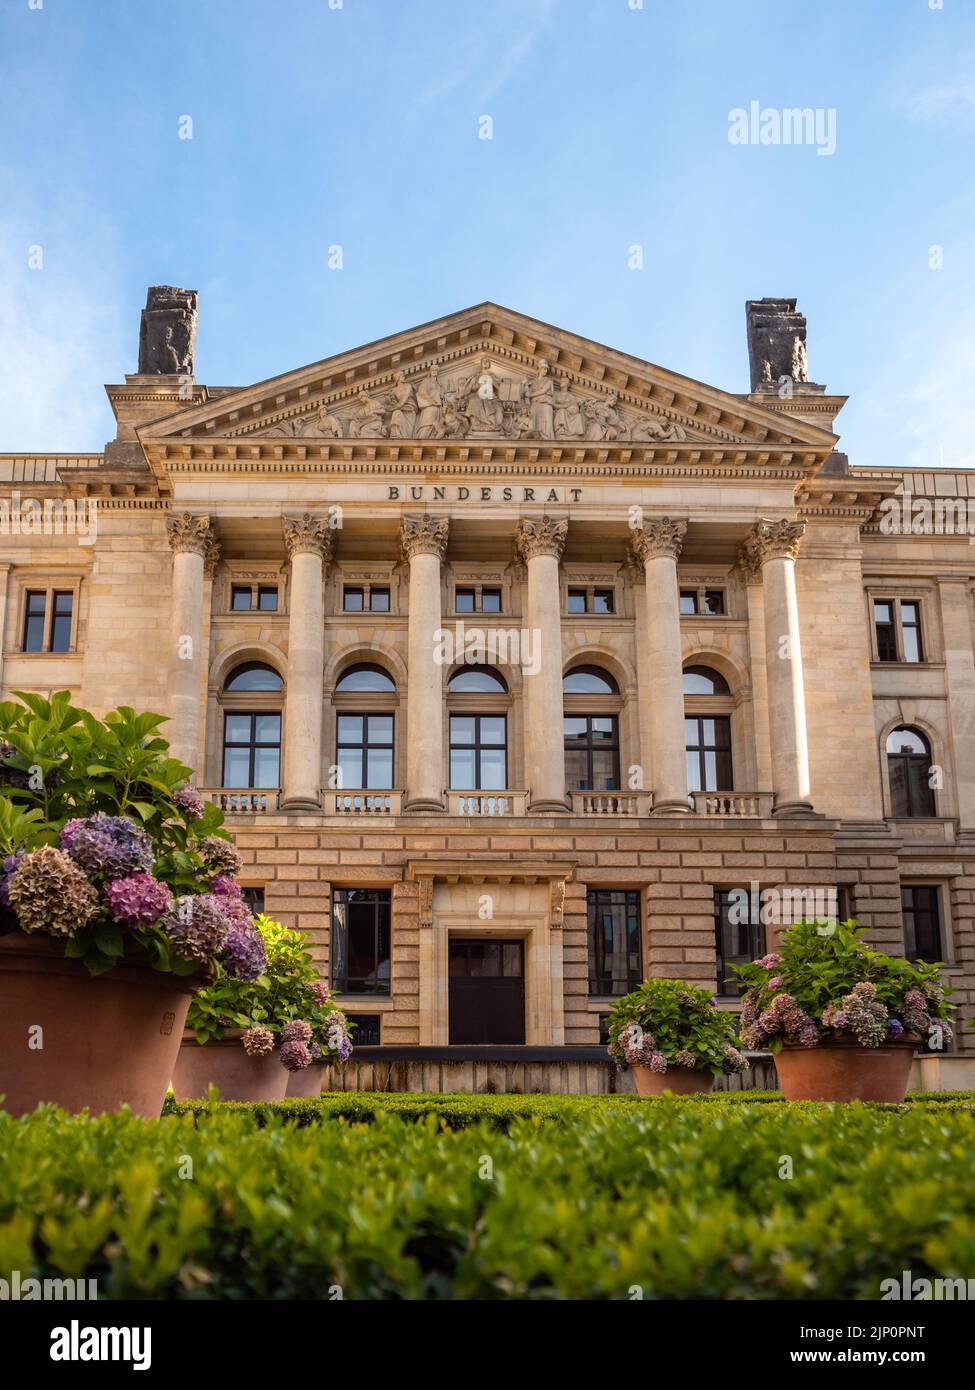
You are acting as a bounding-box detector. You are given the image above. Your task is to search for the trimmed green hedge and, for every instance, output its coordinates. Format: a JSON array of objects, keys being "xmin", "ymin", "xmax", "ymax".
[
  {"xmin": 161, "ymin": 1087, "xmax": 975, "ymax": 1130},
  {"xmin": 2, "ymin": 1096, "xmax": 975, "ymax": 1298}
]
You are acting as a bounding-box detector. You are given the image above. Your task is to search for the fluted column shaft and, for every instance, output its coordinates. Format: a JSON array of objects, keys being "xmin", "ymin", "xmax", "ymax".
[
  {"xmin": 516, "ymin": 517, "xmax": 569, "ymax": 811},
  {"xmin": 632, "ymin": 519, "xmax": 690, "ymax": 814},
  {"xmin": 402, "ymin": 515, "xmax": 449, "ymax": 811},
  {"xmin": 167, "ymin": 513, "xmax": 219, "ymax": 779},
  {"xmin": 742, "ymin": 519, "xmax": 813, "ymax": 816},
  {"xmin": 280, "ymin": 515, "xmax": 332, "ymax": 812}
]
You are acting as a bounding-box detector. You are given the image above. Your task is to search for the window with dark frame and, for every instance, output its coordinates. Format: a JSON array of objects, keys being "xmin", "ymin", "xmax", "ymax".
[
  {"xmin": 679, "ymin": 590, "xmax": 698, "ymax": 615},
  {"xmin": 685, "ymin": 715, "xmax": 733, "ymax": 792},
  {"xmin": 680, "ymin": 588, "xmax": 726, "ymax": 616},
  {"xmin": 232, "ymin": 586, "xmax": 252, "ymax": 611},
  {"xmin": 587, "ymin": 888, "xmax": 642, "ymax": 996},
  {"xmin": 567, "ymin": 587, "xmax": 614, "ymax": 615},
  {"xmin": 336, "ymin": 713, "xmax": 394, "ymax": 790},
  {"xmin": 241, "ymin": 886, "xmax": 265, "ymax": 917},
  {"xmin": 347, "ymin": 1013, "xmax": 382, "ymax": 1046},
  {"xmin": 901, "ymin": 884, "xmax": 943, "ymax": 962},
  {"xmin": 564, "ymin": 715, "xmax": 620, "ymax": 791},
  {"xmin": 343, "ymin": 587, "xmax": 365, "ymax": 612},
  {"xmin": 50, "ymin": 592, "xmax": 73, "ymax": 652},
  {"xmin": 449, "ymin": 713, "xmax": 507, "ymax": 789},
  {"xmin": 480, "ymin": 588, "xmax": 502, "ymax": 613},
  {"xmin": 222, "ymin": 711, "xmax": 281, "ymax": 788},
  {"xmin": 331, "ymin": 888, "xmax": 391, "ymax": 995},
  {"xmin": 22, "ymin": 591, "xmax": 46, "ymax": 652},
  {"xmin": 369, "ymin": 587, "xmax": 390, "ymax": 612},
  {"xmin": 714, "ymin": 888, "xmax": 765, "ymax": 997},
  {"xmin": 886, "ymin": 727, "xmax": 936, "ymax": 817},
  {"xmin": 874, "ymin": 598, "xmax": 923, "ymax": 663},
  {"xmin": 567, "ymin": 589, "xmax": 587, "ymax": 614},
  {"xmin": 258, "ymin": 586, "xmax": 279, "ymax": 611}
]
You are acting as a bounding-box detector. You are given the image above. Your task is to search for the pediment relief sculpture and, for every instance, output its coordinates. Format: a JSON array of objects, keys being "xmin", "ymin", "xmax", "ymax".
[{"xmin": 255, "ymin": 357, "xmax": 689, "ymax": 443}]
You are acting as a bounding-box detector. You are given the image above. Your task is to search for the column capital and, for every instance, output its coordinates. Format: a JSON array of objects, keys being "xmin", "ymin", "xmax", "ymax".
[
  {"xmin": 630, "ymin": 517, "xmax": 687, "ymax": 564},
  {"xmin": 401, "ymin": 514, "xmax": 449, "ymax": 562},
  {"xmin": 739, "ymin": 517, "xmax": 805, "ymax": 576},
  {"xmin": 515, "ymin": 515, "xmax": 568, "ymax": 563},
  {"xmin": 282, "ymin": 513, "xmax": 335, "ymax": 565},
  {"xmin": 167, "ymin": 511, "xmax": 216, "ymax": 561}
]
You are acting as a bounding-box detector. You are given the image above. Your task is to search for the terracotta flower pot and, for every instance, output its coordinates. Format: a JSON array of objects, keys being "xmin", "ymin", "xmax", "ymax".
[
  {"xmin": 285, "ymin": 1061, "xmax": 326, "ymax": 1098},
  {"xmin": 0, "ymin": 929, "xmax": 196, "ymax": 1118},
  {"xmin": 775, "ymin": 1038, "xmax": 917, "ymax": 1103},
  {"xmin": 631, "ymin": 1064, "xmax": 714, "ymax": 1097},
  {"xmin": 171, "ymin": 1030, "xmax": 289, "ymax": 1102}
]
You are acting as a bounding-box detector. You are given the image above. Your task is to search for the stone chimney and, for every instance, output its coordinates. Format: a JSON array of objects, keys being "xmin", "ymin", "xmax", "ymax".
[
  {"xmin": 745, "ymin": 297, "xmax": 822, "ymax": 395},
  {"xmin": 138, "ymin": 285, "xmax": 198, "ymax": 377}
]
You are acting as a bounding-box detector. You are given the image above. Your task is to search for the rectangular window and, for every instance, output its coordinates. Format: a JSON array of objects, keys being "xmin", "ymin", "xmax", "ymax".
[
  {"xmin": 901, "ymin": 885, "xmax": 943, "ymax": 962},
  {"xmin": 592, "ymin": 589, "xmax": 614, "ymax": 614},
  {"xmin": 222, "ymin": 712, "xmax": 281, "ymax": 789},
  {"xmin": 567, "ymin": 589, "xmax": 587, "ymax": 614},
  {"xmin": 587, "ymin": 888, "xmax": 642, "ymax": 996},
  {"xmin": 564, "ymin": 715, "xmax": 620, "ymax": 791},
  {"xmin": 22, "ymin": 591, "xmax": 47, "ymax": 652},
  {"xmin": 331, "ymin": 888, "xmax": 391, "ymax": 995},
  {"xmin": 336, "ymin": 713, "xmax": 394, "ymax": 790},
  {"xmin": 369, "ymin": 587, "xmax": 390, "ymax": 612},
  {"xmin": 702, "ymin": 590, "xmax": 725, "ymax": 616},
  {"xmin": 900, "ymin": 602, "xmax": 922, "ymax": 663},
  {"xmin": 343, "ymin": 587, "xmax": 365, "ymax": 612},
  {"xmin": 681, "ymin": 588, "xmax": 726, "ymax": 617},
  {"xmin": 714, "ymin": 889, "xmax": 765, "ymax": 998},
  {"xmin": 347, "ymin": 1013, "xmax": 381, "ymax": 1045},
  {"xmin": 241, "ymin": 886, "xmax": 265, "ymax": 917},
  {"xmin": 50, "ymin": 592, "xmax": 73, "ymax": 652},
  {"xmin": 481, "ymin": 588, "xmax": 502, "ymax": 613},
  {"xmin": 685, "ymin": 715, "xmax": 733, "ymax": 792},
  {"xmin": 455, "ymin": 588, "xmax": 476, "ymax": 613},
  {"xmin": 449, "ymin": 713, "xmax": 507, "ymax": 790},
  {"xmin": 231, "ymin": 586, "xmax": 253, "ymax": 611},
  {"xmin": 679, "ymin": 591, "xmax": 698, "ymax": 615},
  {"xmin": 258, "ymin": 586, "xmax": 278, "ymax": 611}
]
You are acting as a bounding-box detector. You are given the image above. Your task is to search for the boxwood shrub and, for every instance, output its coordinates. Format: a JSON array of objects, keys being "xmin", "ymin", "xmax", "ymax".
[{"xmin": 2, "ymin": 1095, "xmax": 974, "ymax": 1299}]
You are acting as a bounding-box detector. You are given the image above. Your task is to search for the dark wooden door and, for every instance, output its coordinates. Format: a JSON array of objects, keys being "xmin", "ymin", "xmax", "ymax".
[{"xmin": 448, "ymin": 939, "xmax": 525, "ymax": 1044}]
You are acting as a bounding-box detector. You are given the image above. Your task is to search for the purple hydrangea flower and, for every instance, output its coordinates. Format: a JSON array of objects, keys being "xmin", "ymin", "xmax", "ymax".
[
  {"xmin": 104, "ymin": 873, "xmax": 173, "ymax": 927},
  {"xmin": 210, "ymin": 874, "xmax": 242, "ymax": 900},
  {"xmin": 310, "ymin": 979, "xmax": 331, "ymax": 1005},
  {"xmin": 674, "ymin": 1049, "xmax": 697, "ymax": 1069},
  {"xmin": 326, "ymin": 1014, "xmax": 353, "ymax": 1061},
  {"xmin": 280, "ymin": 1038, "xmax": 311, "ymax": 1071},
  {"xmin": 60, "ymin": 813, "xmax": 154, "ymax": 878},
  {"xmin": 768, "ymin": 976, "xmax": 784, "ymax": 990},
  {"xmin": 163, "ymin": 892, "xmax": 230, "ymax": 961},
  {"xmin": 0, "ymin": 851, "xmax": 25, "ymax": 908},
  {"xmin": 887, "ymin": 1019, "xmax": 904, "ymax": 1038},
  {"xmin": 200, "ymin": 835, "xmax": 243, "ymax": 876},
  {"xmin": 282, "ymin": 1019, "xmax": 313, "ymax": 1045},
  {"xmin": 172, "ymin": 785, "xmax": 205, "ymax": 820},
  {"xmin": 757, "ymin": 953, "xmax": 782, "ymax": 969},
  {"xmin": 222, "ymin": 919, "xmax": 267, "ymax": 981},
  {"xmin": 309, "ymin": 1042, "xmax": 323, "ymax": 1063},
  {"xmin": 242, "ymin": 1025, "xmax": 274, "ymax": 1057}
]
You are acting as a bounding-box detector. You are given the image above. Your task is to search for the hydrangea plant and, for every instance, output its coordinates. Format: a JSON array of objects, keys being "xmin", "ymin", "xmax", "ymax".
[
  {"xmin": 188, "ymin": 915, "xmax": 352, "ymax": 1070},
  {"xmin": 606, "ymin": 977, "xmax": 748, "ymax": 1076},
  {"xmin": 0, "ymin": 689, "xmax": 259, "ymax": 978},
  {"xmin": 731, "ymin": 919, "xmax": 955, "ymax": 1052}
]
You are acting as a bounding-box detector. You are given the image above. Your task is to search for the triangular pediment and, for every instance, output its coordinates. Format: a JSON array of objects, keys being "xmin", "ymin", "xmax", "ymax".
[{"xmin": 139, "ymin": 302, "xmax": 838, "ymax": 454}]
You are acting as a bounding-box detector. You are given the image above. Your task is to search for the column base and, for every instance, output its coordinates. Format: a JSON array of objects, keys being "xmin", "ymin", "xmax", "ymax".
[
  {"xmin": 772, "ymin": 798, "xmax": 816, "ymax": 817},
  {"xmin": 527, "ymin": 798, "xmax": 569, "ymax": 813},
  {"xmin": 651, "ymin": 798, "xmax": 693, "ymax": 816},
  {"xmin": 279, "ymin": 794, "xmax": 322, "ymax": 814},
  {"xmin": 404, "ymin": 797, "xmax": 445, "ymax": 813}
]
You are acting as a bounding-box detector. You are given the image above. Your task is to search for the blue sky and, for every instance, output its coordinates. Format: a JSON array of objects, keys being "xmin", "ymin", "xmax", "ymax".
[{"xmin": 1, "ymin": 0, "xmax": 973, "ymax": 468}]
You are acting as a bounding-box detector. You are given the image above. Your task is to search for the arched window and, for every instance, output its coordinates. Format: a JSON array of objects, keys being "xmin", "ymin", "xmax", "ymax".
[
  {"xmin": 336, "ymin": 663, "xmax": 396, "ymax": 693},
  {"xmin": 563, "ymin": 666, "xmax": 620, "ymax": 791},
  {"xmin": 886, "ymin": 727, "xmax": 935, "ymax": 817},
  {"xmin": 333, "ymin": 664, "xmax": 396, "ymax": 791},
  {"xmin": 222, "ymin": 663, "xmax": 283, "ymax": 788},
  {"xmin": 448, "ymin": 667, "xmax": 507, "ymax": 789},
  {"xmin": 448, "ymin": 665, "xmax": 508, "ymax": 694},
  {"xmin": 224, "ymin": 662, "xmax": 284, "ymax": 692},
  {"xmin": 683, "ymin": 665, "xmax": 732, "ymax": 792}
]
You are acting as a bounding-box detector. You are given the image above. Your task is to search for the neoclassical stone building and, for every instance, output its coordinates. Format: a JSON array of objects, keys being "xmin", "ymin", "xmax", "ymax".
[{"xmin": 2, "ymin": 292, "xmax": 973, "ymax": 1089}]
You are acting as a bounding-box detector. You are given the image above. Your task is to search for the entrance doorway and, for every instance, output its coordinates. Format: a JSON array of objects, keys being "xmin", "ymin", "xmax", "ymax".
[{"xmin": 448, "ymin": 938, "xmax": 525, "ymax": 1044}]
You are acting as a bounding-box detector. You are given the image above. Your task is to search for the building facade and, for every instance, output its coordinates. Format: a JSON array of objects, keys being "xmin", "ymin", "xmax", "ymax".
[{"xmin": 2, "ymin": 292, "xmax": 973, "ymax": 1089}]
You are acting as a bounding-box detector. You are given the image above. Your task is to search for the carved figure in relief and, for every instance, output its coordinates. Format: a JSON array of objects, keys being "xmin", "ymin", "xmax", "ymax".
[
  {"xmin": 347, "ymin": 391, "xmax": 387, "ymax": 439},
  {"xmin": 386, "ymin": 371, "xmax": 418, "ymax": 438},
  {"xmin": 629, "ymin": 415, "xmax": 686, "ymax": 443},
  {"xmin": 583, "ymin": 392, "xmax": 627, "ymax": 441},
  {"xmin": 414, "ymin": 367, "xmax": 446, "ymax": 438},
  {"xmin": 553, "ymin": 381, "xmax": 584, "ymax": 438},
  {"xmin": 526, "ymin": 358, "xmax": 556, "ymax": 437},
  {"xmin": 461, "ymin": 356, "xmax": 505, "ymax": 432}
]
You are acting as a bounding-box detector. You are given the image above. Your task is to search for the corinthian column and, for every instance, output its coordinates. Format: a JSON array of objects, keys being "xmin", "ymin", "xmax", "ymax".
[
  {"xmin": 631, "ymin": 518, "xmax": 690, "ymax": 815},
  {"xmin": 741, "ymin": 519, "xmax": 813, "ymax": 816},
  {"xmin": 166, "ymin": 512, "xmax": 219, "ymax": 779},
  {"xmin": 516, "ymin": 516, "xmax": 569, "ymax": 811},
  {"xmin": 280, "ymin": 514, "xmax": 333, "ymax": 812},
  {"xmin": 402, "ymin": 515, "xmax": 449, "ymax": 812}
]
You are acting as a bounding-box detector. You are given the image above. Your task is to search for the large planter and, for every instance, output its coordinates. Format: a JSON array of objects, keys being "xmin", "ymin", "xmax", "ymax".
[
  {"xmin": 632, "ymin": 1064, "xmax": 714, "ymax": 1097},
  {"xmin": 0, "ymin": 929, "xmax": 196, "ymax": 1118},
  {"xmin": 171, "ymin": 1030, "xmax": 289, "ymax": 1102},
  {"xmin": 775, "ymin": 1038, "xmax": 916, "ymax": 1103},
  {"xmin": 285, "ymin": 1061, "xmax": 325, "ymax": 1098}
]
